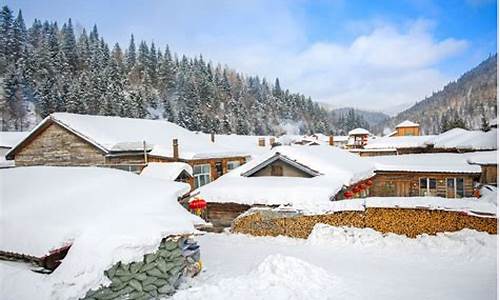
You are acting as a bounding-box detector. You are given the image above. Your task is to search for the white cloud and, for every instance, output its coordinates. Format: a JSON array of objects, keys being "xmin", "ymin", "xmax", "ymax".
[{"xmin": 115, "ymin": 1, "xmax": 469, "ymax": 111}]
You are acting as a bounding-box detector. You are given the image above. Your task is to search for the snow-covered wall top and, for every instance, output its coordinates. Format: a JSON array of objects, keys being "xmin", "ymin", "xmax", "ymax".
[
  {"xmin": 364, "ymin": 153, "xmax": 482, "ymax": 173},
  {"xmin": 0, "ymin": 166, "xmax": 203, "ymax": 299},
  {"xmin": 197, "ymin": 145, "xmax": 375, "ymax": 206}
]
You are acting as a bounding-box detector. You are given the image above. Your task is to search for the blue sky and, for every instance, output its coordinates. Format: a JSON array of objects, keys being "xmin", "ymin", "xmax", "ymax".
[{"xmin": 6, "ymin": 0, "xmax": 498, "ymax": 112}]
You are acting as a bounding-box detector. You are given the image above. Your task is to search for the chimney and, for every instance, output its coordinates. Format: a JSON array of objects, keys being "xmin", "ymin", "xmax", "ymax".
[
  {"xmin": 258, "ymin": 138, "xmax": 265, "ymax": 147},
  {"xmin": 269, "ymin": 137, "xmax": 275, "ymax": 146},
  {"xmin": 173, "ymin": 139, "xmax": 179, "ymax": 160},
  {"xmin": 329, "ymin": 135, "xmax": 334, "ymax": 146},
  {"xmin": 210, "ymin": 132, "xmax": 215, "ymax": 143}
]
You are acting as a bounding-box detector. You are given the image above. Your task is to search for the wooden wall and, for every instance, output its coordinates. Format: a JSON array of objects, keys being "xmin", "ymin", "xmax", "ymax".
[
  {"xmin": 15, "ymin": 122, "xmax": 106, "ymax": 166},
  {"xmin": 251, "ymin": 160, "xmax": 313, "ymax": 178},
  {"xmin": 480, "ymin": 165, "xmax": 497, "ymax": 185},
  {"xmin": 396, "ymin": 126, "xmax": 420, "ymax": 136},
  {"xmin": 371, "ymin": 171, "xmax": 478, "ymax": 197}
]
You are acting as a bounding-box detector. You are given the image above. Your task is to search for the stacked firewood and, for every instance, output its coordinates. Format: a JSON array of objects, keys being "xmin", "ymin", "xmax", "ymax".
[
  {"xmin": 83, "ymin": 236, "xmax": 201, "ymax": 300},
  {"xmin": 233, "ymin": 208, "xmax": 497, "ymax": 239}
]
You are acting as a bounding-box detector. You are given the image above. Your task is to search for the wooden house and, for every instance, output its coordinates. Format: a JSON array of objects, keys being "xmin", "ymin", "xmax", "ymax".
[
  {"xmin": 394, "ymin": 120, "xmax": 420, "ymax": 136},
  {"xmin": 465, "ymin": 151, "xmax": 497, "ymax": 186},
  {"xmin": 365, "ymin": 153, "xmax": 482, "ymax": 197},
  {"xmin": 5, "ymin": 113, "xmax": 249, "ymax": 189},
  {"xmin": 196, "ymin": 145, "xmax": 376, "ymax": 227}
]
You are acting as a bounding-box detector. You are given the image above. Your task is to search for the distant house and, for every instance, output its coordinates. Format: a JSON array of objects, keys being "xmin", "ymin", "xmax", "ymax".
[
  {"xmin": 0, "ymin": 131, "xmax": 28, "ymax": 168},
  {"xmin": 358, "ymin": 128, "xmax": 497, "ymax": 156},
  {"xmin": 346, "ymin": 128, "xmax": 371, "ymax": 149},
  {"xmin": 366, "ymin": 153, "xmax": 482, "ymax": 198},
  {"xmin": 394, "ymin": 120, "xmax": 420, "ymax": 136},
  {"xmin": 5, "ymin": 113, "xmax": 249, "ymax": 189},
  {"xmin": 197, "ymin": 145, "xmax": 376, "ymax": 227}
]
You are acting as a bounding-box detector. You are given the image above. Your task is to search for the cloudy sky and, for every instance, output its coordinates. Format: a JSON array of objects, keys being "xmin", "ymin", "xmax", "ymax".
[{"xmin": 9, "ymin": 0, "xmax": 497, "ymax": 113}]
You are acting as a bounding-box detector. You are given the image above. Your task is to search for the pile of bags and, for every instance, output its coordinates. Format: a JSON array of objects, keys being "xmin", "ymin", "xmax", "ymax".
[{"xmin": 83, "ymin": 236, "xmax": 201, "ymax": 300}]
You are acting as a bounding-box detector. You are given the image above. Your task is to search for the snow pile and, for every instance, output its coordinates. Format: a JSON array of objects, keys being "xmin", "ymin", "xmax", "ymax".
[
  {"xmin": 306, "ymin": 224, "xmax": 497, "ymax": 256},
  {"xmin": 197, "ymin": 145, "xmax": 375, "ymax": 206},
  {"xmin": 9, "ymin": 113, "xmax": 248, "ymax": 160},
  {"xmin": 478, "ymin": 185, "xmax": 498, "ymax": 206},
  {"xmin": 365, "ymin": 152, "xmax": 481, "ymax": 173},
  {"xmin": 428, "ymin": 128, "xmax": 497, "ymax": 150},
  {"xmin": 464, "ymin": 150, "xmax": 498, "ymax": 165},
  {"xmin": 0, "ymin": 131, "xmax": 29, "ymax": 148},
  {"xmin": 140, "ymin": 162, "xmax": 193, "ymax": 181},
  {"xmin": 172, "ymin": 254, "xmax": 356, "ymax": 300},
  {"xmin": 0, "ymin": 166, "xmax": 203, "ymax": 300}
]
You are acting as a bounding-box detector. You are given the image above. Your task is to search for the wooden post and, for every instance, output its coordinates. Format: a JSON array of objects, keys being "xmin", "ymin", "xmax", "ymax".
[
  {"xmin": 173, "ymin": 139, "xmax": 179, "ymax": 160},
  {"xmin": 211, "ymin": 132, "xmax": 215, "ymax": 143},
  {"xmin": 258, "ymin": 138, "xmax": 265, "ymax": 147},
  {"xmin": 329, "ymin": 135, "xmax": 334, "ymax": 146},
  {"xmin": 143, "ymin": 140, "xmax": 148, "ymax": 164}
]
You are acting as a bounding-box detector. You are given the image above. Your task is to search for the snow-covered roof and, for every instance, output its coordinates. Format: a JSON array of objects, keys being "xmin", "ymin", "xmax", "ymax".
[
  {"xmin": 395, "ymin": 120, "xmax": 419, "ymax": 128},
  {"xmin": 0, "ymin": 166, "xmax": 202, "ymax": 299},
  {"xmin": 212, "ymin": 134, "xmax": 273, "ymax": 158},
  {"xmin": 7, "ymin": 113, "xmax": 249, "ymax": 160},
  {"xmin": 348, "ymin": 128, "xmax": 370, "ymax": 135},
  {"xmin": 365, "ymin": 153, "xmax": 482, "ymax": 173},
  {"xmin": 464, "ymin": 151, "xmax": 498, "ymax": 165},
  {"xmin": 364, "ymin": 135, "xmax": 435, "ymax": 149},
  {"xmin": 0, "ymin": 131, "xmax": 29, "ymax": 148},
  {"xmin": 140, "ymin": 162, "xmax": 193, "ymax": 181},
  {"xmin": 427, "ymin": 128, "xmax": 497, "ymax": 150},
  {"xmin": 197, "ymin": 145, "xmax": 375, "ymax": 206}
]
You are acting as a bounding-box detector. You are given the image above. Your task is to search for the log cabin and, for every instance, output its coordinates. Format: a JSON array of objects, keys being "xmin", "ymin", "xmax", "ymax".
[
  {"xmin": 365, "ymin": 153, "xmax": 482, "ymax": 197},
  {"xmin": 5, "ymin": 113, "xmax": 250, "ymax": 189},
  {"xmin": 465, "ymin": 151, "xmax": 497, "ymax": 186},
  {"xmin": 394, "ymin": 120, "xmax": 420, "ymax": 136}
]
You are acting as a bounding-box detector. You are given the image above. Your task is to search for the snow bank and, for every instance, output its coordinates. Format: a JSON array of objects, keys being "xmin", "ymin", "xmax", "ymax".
[
  {"xmin": 140, "ymin": 162, "xmax": 193, "ymax": 181},
  {"xmin": 478, "ymin": 185, "xmax": 498, "ymax": 207},
  {"xmin": 172, "ymin": 254, "xmax": 356, "ymax": 300},
  {"xmin": 197, "ymin": 145, "xmax": 375, "ymax": 206},
  {"xmin": 306, "ymin": 224, "xmax": 497, "ymax": 256},
  {"xmin": 0, "ymin": 166, "xmax": 203, "ymax": 300},
  {"xmin": 365, "ymin": 152, "xmax": 481, "ymax": 173}
]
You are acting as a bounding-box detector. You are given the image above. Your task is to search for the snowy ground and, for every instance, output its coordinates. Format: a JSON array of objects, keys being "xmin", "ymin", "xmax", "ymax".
[{"xmin": 172, "ymin": 226, "xmax": 497, "ymax": 300}]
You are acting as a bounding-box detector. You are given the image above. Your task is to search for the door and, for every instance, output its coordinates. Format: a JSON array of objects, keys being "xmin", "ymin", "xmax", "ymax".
[{"xmin": 396, "ymin": 181, "xmax": 410, "ymax": 197}]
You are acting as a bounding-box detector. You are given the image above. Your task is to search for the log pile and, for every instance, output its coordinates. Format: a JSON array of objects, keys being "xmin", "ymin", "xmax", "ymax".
[
  {"xmin": 82, "ymin": 236, "xmax": 201, "ymax": 300},
  {"xmin": 233, "ymin": 208, "xmax": 497, "ymax": 239}
]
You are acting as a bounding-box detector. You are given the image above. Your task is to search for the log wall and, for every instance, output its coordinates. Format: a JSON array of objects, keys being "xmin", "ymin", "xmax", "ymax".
[{"xmin": 232, "ymin": 208, "xmax": 497, "ymax": 239}]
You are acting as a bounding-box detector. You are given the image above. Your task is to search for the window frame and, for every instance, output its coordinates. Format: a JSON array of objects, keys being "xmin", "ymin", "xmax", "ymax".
[
  {"xmin": 193, "ymin": 163, "xmax": 211, "ymax": 188},
  {"xmin": 446, "ymin": 177, "xmax": 465, "ymax": 198},
  {"xmin": 419, "ymin": 177, "xmax": 437, "ymax": 196},
  {"xmin": 227, "ymin": 160, "xmax": 241, "ymax": 171}
]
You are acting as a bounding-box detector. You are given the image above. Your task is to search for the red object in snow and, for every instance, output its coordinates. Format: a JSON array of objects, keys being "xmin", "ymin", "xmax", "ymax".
[
  {"xmin": 366, "ymin": 180, "xmax": 373, "ymax": 186},
  {"xmin": 352, "ymin": 186, "xmax": 361, "ymax": 193},
  {"xmin": 344, "ymin": 191, "xmax": 354, "ymax": 198},
  {"xmin": 189, "ymin": 199, "xmax": 207, "ymax": 210}
]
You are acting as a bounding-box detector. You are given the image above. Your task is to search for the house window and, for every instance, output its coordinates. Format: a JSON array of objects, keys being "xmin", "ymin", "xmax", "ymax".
[
  {"xmin": 227, "ymin": 160, "xmax": 241, "ymax": 171},
  {"xmin": 193, "ymin": 164, "xmax": 211, "ymax": 188},
  {"xmin": 419, "ymin": 178, "xmax": 437, "ymax": 196},
  {"xmin": 447, "ymin": 178, "xmax": 465, "ymax": 198},
  {"xmin": 215, "ymin": 162, "xmax": 223, "ymax": 178},
  {"xmin": 271, "ymin": 165, "xmax": 283, "ymax": 176}
]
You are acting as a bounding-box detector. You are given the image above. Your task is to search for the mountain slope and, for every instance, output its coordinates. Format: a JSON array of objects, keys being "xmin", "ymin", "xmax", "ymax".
[
  {"xmin": 331, "ymin": 108, "xmax": 389, "ymax": 128},
  {"xmin": 375, "ymin": 55, "xmax": 497, "ymax": 134}
]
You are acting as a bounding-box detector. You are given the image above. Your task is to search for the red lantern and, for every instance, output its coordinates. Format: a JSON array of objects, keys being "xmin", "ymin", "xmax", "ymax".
[
  {"xmin": 359, "ymin": 183, "xmax": 367, "ymax": 190},
  {"xmin": 352, "ymin": 186, "xmax": 360, "ymax": 193},
  {"xmin": 189, "ymin": 199, "xmax": 207, "ymax": 215},
  {"xmin": 366, "ymin": 180, "xmax": 373, "ymax": 186},
  {"xmin": 343, "ymin": 191, "xmax": 354, "ymax": 199}
]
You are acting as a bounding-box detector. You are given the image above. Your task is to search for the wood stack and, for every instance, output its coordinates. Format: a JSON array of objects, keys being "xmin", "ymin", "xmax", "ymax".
[
  {"xmin": 233, "ymin": 208, "xmax": 497, "ymax": 239},
  {"xmin": 83, "ymin": 236, "xmax": 200, "ymax": 300}
]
